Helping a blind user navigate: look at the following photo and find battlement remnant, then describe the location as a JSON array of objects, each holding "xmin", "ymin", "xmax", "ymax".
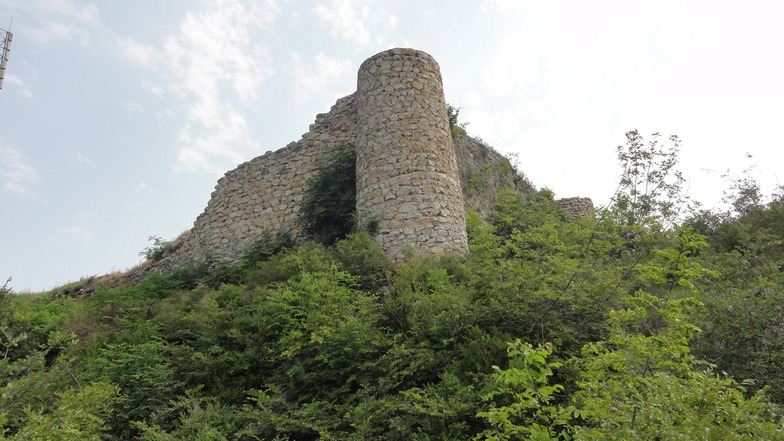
[{"xmin": 557, "ymin": 197, "xmax": 595, "ymax": 218}]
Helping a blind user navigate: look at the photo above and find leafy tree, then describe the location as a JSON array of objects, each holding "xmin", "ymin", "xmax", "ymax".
[
  {"xmin": 465, "ymin": 189, "xmax": 623, "ymax": 354},
  {"xmin": 5, "ymin": 128, "xmax": 784, "ymax": 440},
  {"xmin": 447, "ymin": 104, "xmax": 468, "ymax": 138},
  {"xmin": 609, "ymin": 130, "xmax": 687, "ymax": 229},
  {"xmin": 240, "ymin": 230, "xmax": 294, "ymax": 269},
  {"xmin": 687, "ymin": 181, "xmax": 784, "ymax": 399},
  {"xmin": 0, "ymin": 278, "xmax": 10, "ymax": 315},
  {"xmin": 476, "ymin": 341, "xmax": 574, "ymax": 441},
  {"xmin": 572, "ymin": 229, "xmax": 782, "ymax": 440},
  {"xmin": 473, "ymin": 229, "xmax": 784, "ymax": 440},
  {"xmin": 134, "ymin": 390, "xmax": 261, "ymax": 441},
  {"xmin": 85, "ymin": 341, "xmax": 184, "ymax": 440}
]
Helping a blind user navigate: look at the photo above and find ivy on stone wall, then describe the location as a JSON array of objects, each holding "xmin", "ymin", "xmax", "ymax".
[{"xmin": 298, "ymin": 141, "xmax": 357, "ymax": 245}]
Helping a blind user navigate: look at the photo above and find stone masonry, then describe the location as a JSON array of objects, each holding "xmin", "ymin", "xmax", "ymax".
[
  {"xmin": 557, "ymin": 197, "xmax": 595, "ymax": 218},
  {"xmin": 151, "ymin": 48, "xmax": 592, "ymax": 272},
  {"xmin": 355, "ymin": 49, "xmax": 467, "ymax": 260},
  {"xmin": 156, "ymin": 92, "xmax": 359, "ymax": 268}
]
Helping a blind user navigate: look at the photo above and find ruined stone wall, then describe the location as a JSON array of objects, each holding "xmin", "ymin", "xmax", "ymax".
[
  {"xmin": 154, "ymin": 94, "xmax": 359, "ymax": 270},
  {"xmin": 156, "ymin": 48, "xmax": 470, "ymax": 270},
  {"xmin": 355, "ymin": 48, "xmax": 467, "ymax": 260},
  {"xmin": 149, "ymin": 48, "xmax": 592, "ymax": 274},
  {"xmin": 454, "ymin": 129, "xmax": 537, "ymax": 217},
  {"xmin": 557, "ymin": 197, "xmax": 595, "ymax": 218}
]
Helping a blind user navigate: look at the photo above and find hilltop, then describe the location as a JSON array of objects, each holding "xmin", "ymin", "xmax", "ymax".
[
  {"xmin": 2, "ymin": 49, "xmax": 784, "ymax": 439},
  {"xmin": 2, "ymin": 129, "xmax": 784, "ymax": 438}
]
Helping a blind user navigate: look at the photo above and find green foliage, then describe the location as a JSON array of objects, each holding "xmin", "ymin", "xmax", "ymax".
[
  {"xmin": 686, "ymin": 180, "xmax": 784, "ymax": 399},
  {"xmin": 477, "ymin": 341, "xmax": 574, "ymax": 441},
  {"xmin": 140, "ymin": 236, "xmax": 173, "ymax": 262},
  {"xmin": 298, "ymin": 141, "xmax": 357, "ymax": 245},
  {"xmin": 720, "ymin": 155, "xmax": 766, "ymax": 216},
  {"xmin": 240, "ymin": 230, "xmax": 294, "ymax": 269},
  {"xmin": 575, "ymin": 323, "xmax": 783, "ymax": 440},
  {"xmin": 0, "ymin": 340, "xmax": 76, "ymax": 435},
  {"xmin": 467, "ymin": 188, "xmax": 622, "ymax": 354},
  {"xmin": 447, "ymin": 103, "xmax": 467, "ymax": 139},
  {"xmin": 95, "ymin": 342, "xmax": 183, "ymax": 439},
  {"xmin": 466, "ymin": 165, "xmax": 491, "ymax": 195},
  {"xmin": 3, "ymin": 382, "xmax": 119, "ymax": 441},
  {"xmin": 331, "ymin": 232, "xmax": 390, "ymax": 291},
  {"xmin": 610, "ymin": 130, "xmax": 687, "ymax": 229},
  {"xmin": 571, "ymin": 229, "xmax": 783, "ymax": 440},
  {"xmin": 0, "ymin": 278, "xmax": 10, "ymax": 307},
  {"xmin": 269, "ymin": 268, "xmax": 388, "ymax": 403},
  {"xmin": 134, "ymin": 390, "xmax": 259, "ymax": 441},
  {"xmin": 4, "ymin": 129, "xmax": 784, "ymax": 439},
  {"xmin": 470, "ymin": 227, "xmax": 784, "ymax": 440}
]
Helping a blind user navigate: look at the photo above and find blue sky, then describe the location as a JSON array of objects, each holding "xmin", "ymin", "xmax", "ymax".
[{"xmin": 1, "ymin": 0, "xmax": 782, "ymax": 292}]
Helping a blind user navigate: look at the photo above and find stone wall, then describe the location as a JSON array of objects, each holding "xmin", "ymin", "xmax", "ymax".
[
  {"xmin": 454, "ymin": 129, "xmax": 537, "ymax": 217},
  {"xmin": 154, "ymin": 48, "xmax": 474, "ymax": 270},
  {"xmin": 557, "ymin": 197, "xmax": 595, "ymax": 218},
  {"xmin": 355, "ymin": 48, "xmax": 467, "ymax": 260},
  {"xmin": 150, "ymin": 48, "xmax": 593, "ymax": 273},
  {"xmin": 154, "ymin": 94, "xmax": 359, "ymax": 270}
]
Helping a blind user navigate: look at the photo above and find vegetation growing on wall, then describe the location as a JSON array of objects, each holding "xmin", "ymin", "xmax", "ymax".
[
  {"xmin": 297, "ymin": 141, "xmax": 357, "ymax": 245},
  {"xmin": 447, "ymin": 103, "xmax": 467, "ymax": 139},
  {"xmin": 2, "ymin": 132, "xmax": 784, "ymax": 439},
  {"xmin": 139, "ymin": 236, "xmax": 173, "ymax": 262}
]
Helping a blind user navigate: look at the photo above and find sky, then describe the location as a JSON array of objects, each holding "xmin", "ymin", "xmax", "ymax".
[{"xmin": 1, "ymin": 0, "xmax": 782, "ymax": 292}]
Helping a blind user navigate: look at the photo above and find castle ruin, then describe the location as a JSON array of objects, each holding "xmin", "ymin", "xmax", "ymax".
[{"xmin": 153, "ymin": 48, "xmax": 591, "ymax": 271}]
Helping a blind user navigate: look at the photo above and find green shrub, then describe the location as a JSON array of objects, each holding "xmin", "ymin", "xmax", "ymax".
[
  {"xmin": 89, "ymin": 341, "xmax": 184, "ymax": 439},
  {"xmin": 139, "ymin": 236, "xmax": 173, "ymax": 262},
  {"xmin": 8, "ymin": 382, "xmax": 119, "ymax": 441},
  {"xmin": 447, "ymin": 103, "xmax": 467, "ymax": 139},
  {"xmin": 298, "ymin": 142, "xmax": 357, "ymax": 246},
  {"xmin": 0, "ymin": 277, "xmax": 10, "ymax": 318},
  {"xmin": 332, "ymin": 232, "xmax": 390, "ymax": 291},
  {"xmin": 240, "ymin": 230, "xmax": 294, "ymax": 269}
]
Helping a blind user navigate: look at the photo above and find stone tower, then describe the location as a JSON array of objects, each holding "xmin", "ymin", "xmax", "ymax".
[
  {"xmin": 355, "ymin": 48, "xmax": 468, "ymax": 259},
  {"xmin": 145, "ymin": 48, "xmax": 551, "ymax": 275}
]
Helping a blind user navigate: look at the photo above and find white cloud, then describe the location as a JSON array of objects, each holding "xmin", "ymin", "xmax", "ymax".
[
  {"xmin": 314, "ymin": 0, "xmax": 397, "ymax": 48},
  {"xmin": 0, "ymin": 144, "xmax": 39, "ymax": 195},
  {"xmin": 119, "ymin": 0, "xmax": 280, "ymax": 173},
  {"xmin": 5, "ymin": 0, "xmax": 102, "ymax": 44},
  {"xmin": 117, "ymin": 38, "xmax": 159, "ymax": 70},
  {"xmin": 175, "ymin": 106, "xmax": 250, "ymax": 173},
  {"xmin": 291, "ymin": 52, "xmax": 353, "ymax": 102},
  {"xmin": 467, "ymin": 0, "xmax": 784, "ymax": 208},
  {"xmin": 2, "ymin": 74, "xmax": 33, "ymax": 98},
  {"xmin": 467, "ymin": 2, "xmax": 689, "ymax": 205}
]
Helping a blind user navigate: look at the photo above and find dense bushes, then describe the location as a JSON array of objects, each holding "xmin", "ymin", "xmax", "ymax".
[{"xmin": 2, "ymin": 134, "xmax": 784, "ymax": 439}]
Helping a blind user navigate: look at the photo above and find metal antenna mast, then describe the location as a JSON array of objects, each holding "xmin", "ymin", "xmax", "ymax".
[{"xmin": 0, "ymin": 17, "xmax": 14, "ymax": 90}]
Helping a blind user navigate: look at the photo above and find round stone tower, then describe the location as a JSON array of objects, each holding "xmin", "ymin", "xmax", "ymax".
[{"xmin": 355, "ymin": 48, "xmax": 468, "ymax": 260}]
